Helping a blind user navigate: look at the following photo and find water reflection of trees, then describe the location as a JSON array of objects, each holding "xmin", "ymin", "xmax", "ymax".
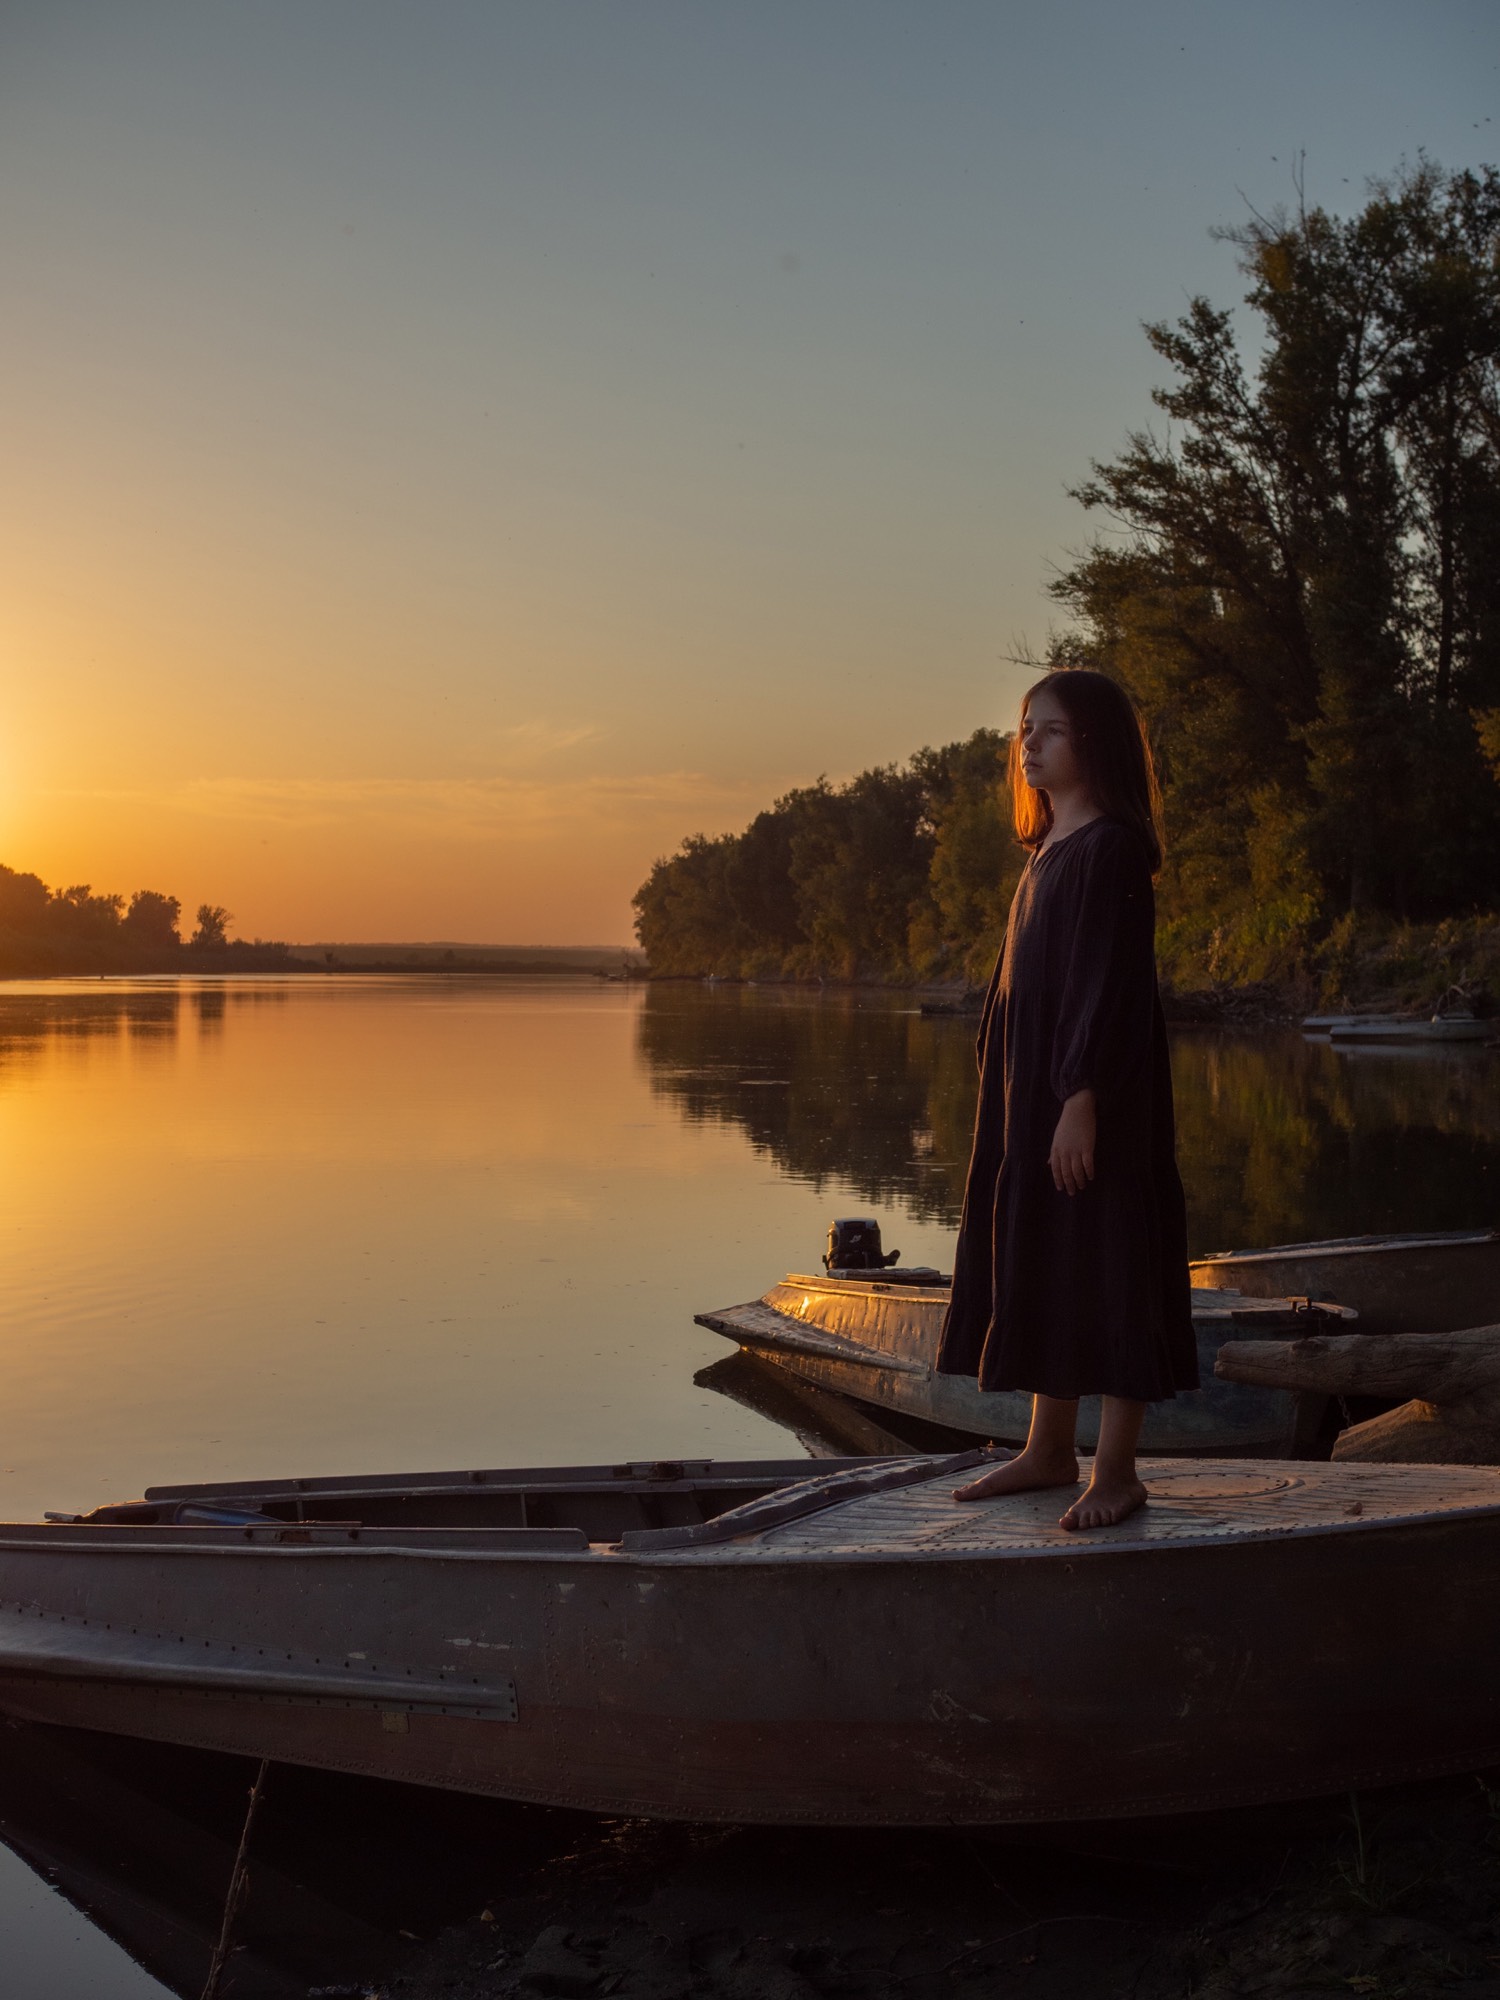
[
  {"xmin": 1173, "ymin": 1034, "xmax": 1500, "ymax": 1251},
  {"xmin": 639, "ymin": 991, "xmax": 1500, "ymax": 1249},
  {"xmin": 637, "ymin": 986, "xmax": 977, "ymax": 1223},
  {"xmin": 0, "ymin": 985, "xmax": 289, "ymax": 1081}
]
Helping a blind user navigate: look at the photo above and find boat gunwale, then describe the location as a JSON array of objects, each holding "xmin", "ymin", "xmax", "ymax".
[
  {"xmin": 1190, "ymin": 1227, "xmax": 1498, "ymax": 1267},
  {"xmin": 775, "ymin": 1273, "xmax": 954, "ymax": 1303},
  {"xmin": 141, "ymin": 1455, "xmax": 855, "ymax": 1506},
  {"xmin": 5, "ymin": 1477, "xmax": 1500, "ymax": 1565},
  {"xmin": 0, "ymin": 1531, "xmax": 593, "ymax": 1561},
  {"xmin": 0, "ymin": 1522, "xmax": 592, "ymax": 1556},
  {"xmin": 766, "ymin": 1275, "xmax": 1360, "ymax": 1321}
]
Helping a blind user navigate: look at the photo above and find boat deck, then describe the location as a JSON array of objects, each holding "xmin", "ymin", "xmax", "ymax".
[{"xmin": 633, "ymin": 1458, "xmax": 1500, "ymax": 1562}]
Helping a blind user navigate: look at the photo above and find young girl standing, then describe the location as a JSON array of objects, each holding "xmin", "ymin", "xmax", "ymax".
[{"xmin": 938, "ymin": 669, "xmax": 1196, "ymax": 1530}]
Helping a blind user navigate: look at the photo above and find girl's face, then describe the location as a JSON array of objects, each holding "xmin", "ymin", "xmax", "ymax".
[{"xmin": 1019, "ymin": 688, "xmax": 1086, "ymax": 799}]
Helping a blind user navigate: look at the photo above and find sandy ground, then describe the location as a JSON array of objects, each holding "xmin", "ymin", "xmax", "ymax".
[{"xmin": 388, "ymin": 1773, "xmax": 1500, "ymax": 2000}]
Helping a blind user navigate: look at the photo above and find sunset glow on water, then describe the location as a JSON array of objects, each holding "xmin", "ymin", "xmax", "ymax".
[{"xmin": 3, "ymin": 977, "xmax": 1496, "ymax": 1525}]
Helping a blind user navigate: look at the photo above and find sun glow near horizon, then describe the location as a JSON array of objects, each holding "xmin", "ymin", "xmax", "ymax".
[{"xmin": 4, "ymin": 2, "xmax": 1492, "ymax": 941}]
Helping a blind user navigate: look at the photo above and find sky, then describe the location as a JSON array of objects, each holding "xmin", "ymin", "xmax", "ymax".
[{"xmin": 3, "ymin": 2, "xmax": 1497, "ymax": 944}]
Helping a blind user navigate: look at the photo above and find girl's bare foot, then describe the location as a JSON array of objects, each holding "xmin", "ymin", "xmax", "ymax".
[
  {"xmin": 1059, "ymin": 1472, "xmax": 1147, "ymax": 1531},
  {"xmin": 952, "ymin": 1445, "xmax": 1079, "ymax": 1502}
]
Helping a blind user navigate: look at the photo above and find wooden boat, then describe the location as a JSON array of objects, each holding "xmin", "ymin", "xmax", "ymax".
[
  {"xmin": 696, "ymin": 1276, "xmax": 1352, "ymax": 1453},
  {"xmin": 4, "ymin": 1452, "xmax": 1500, "ymax": 1824},
  {"xmin": 1189, "ymin": 1228, "xmax": 1500, "ymax": 1336},
  {"xmin": 1302, "ymin": 1012, "xmax": 1494, "ymax": 1044},
  {"xmin": 1332, "ymin": 1017, "xmax": 1493, "ymax": 1045}
]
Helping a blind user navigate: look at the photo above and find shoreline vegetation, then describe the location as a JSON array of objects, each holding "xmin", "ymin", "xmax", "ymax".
[
  {"xmin": 629, "ymin": 727, "xmax": 1500, "ymax": 1019},
  {"xmin": 0, "ymin": 865, "xmax": 295, "ymax": 978},
  {"xmin": 634, "ymin": 163, "xmax": 1500, "ymax": 1023},
  {"xmin": 0, "ymin": 865, "xmax": 642, "ymax": 980}
]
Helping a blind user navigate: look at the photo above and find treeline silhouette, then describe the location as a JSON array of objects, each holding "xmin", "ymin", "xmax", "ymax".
[
  {"xmin": 635, "ymin": 162, "xmax": 1500, "ymax": 991},
  {"xmin": 0, "ymin": 864, "xmax": 291, "ymax": 975},
  {"xmin": 633, "ymin": 731, "xmax": 1016, "ymax": 985}
]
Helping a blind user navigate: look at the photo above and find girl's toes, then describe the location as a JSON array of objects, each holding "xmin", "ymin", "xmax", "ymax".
[{"xmin": 1060, "ymin": 1480, "xmax": 1146, "ymax": 1531}]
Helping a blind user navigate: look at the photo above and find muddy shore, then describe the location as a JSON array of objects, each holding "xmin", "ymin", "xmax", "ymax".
[
  {"xmin": 3, "ymin": 1723, "xmax": 1496, "ymax": 1996},
  {"xmin": 392, "ymin": 1773, "xmax": 1500, "ymax": 2000}
]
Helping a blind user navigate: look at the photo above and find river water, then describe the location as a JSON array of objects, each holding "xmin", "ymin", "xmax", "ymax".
[{"xmin": 0, "ymin": 975, "xmax": 1496, "ymax": 1995}]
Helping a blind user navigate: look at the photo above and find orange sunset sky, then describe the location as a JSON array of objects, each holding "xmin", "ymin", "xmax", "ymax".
[{"xmin": 5, "ymin": 3, "xmax": 1496, "ymax": 942}]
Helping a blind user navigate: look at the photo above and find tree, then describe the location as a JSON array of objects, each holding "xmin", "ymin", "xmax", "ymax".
[
  {"xmin": 909, "ymin": 731, "xmax": 1019, "ymax": 981},
  {"xmin": 0, "ymin": 865, "xmax": 50, "ymax": 935},
  {"xmin": 122, "ymin": 889, "xmax": 182, "ymax": 947},
  {"xmin": 782, "ymin": 768, "xmax": 934, "ymax": 980},
  {"xmin": 631, "ymin": 732, "xmax": 1017, "ymax": 981},
  {"xmin": 1054, "ymin": 159, "xmax": 1500, "ymax": 941},
  {"xmin": 1479, "ymin": 707, "xmax": 1500, "ymax": 786},
  {"xmin": 191, "ymin": 904, "xmax": 232, "ymax": 949},
  {"xmin": 47, "ymin": 884, "xmax": 125, "ymax": 938},
  {"xmin": 631, "ymin": 836, "xmax": 739, "ymax": 975}
]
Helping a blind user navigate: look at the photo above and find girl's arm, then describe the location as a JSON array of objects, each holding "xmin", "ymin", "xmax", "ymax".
[{"xmin": 1048, "ymin": 827, "xmax": 1155, "ymax": 1152}]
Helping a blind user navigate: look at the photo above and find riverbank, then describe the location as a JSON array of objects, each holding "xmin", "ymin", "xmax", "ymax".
[
  {"xmin": 394, "ymin": 1771, "xmax": 1500, "ymax": 1999},
  {"xmin": 1160, "ymin": 910, "xmax": 1500, "ymax": 1022},
  {"xmin": 0, "ymin": 938, "xmax": 299, "ymax": 977},
  {"xmin": 0, "ymin": 943, "xmax": 644, "ymax": 978},
  {"xmin": 640, "ymin": 911, "xmax": 1500, "ymax": 1028}
]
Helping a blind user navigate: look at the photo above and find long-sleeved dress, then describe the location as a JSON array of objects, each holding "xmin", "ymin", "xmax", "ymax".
[{"xmin": 936, "ymin": 816, "xmax": 1198, "ymax": 1402}]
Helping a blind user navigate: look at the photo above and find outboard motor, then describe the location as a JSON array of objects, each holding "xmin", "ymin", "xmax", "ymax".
[{"xmin": 824, "ymin": 1217, "xmax": 901, "ymax": 1273}]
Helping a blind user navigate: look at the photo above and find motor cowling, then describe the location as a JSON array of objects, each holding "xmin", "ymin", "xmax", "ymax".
[{"xmin": 823, "ymin": 1218, "xmax": 901, "ymax": 1272}]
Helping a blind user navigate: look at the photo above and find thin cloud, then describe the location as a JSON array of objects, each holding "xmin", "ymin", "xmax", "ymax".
[
  {"xmin": 42, "ymin": 770, "xmax": 766, "ymax": 839},
  {"xmin": 490, "ymin": 720, "xmax": 602, "ymax": 758}
]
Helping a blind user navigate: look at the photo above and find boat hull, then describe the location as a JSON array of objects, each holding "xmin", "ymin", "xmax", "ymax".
[
  {"xmin": 5, "ymin": 1458, "xmax": 1497, "ymax": 1825},
  {"xmin": 1302, "ymin": 1014, "xmax": 1494, "ymax": 1042},
  {"xmin": 1332, "ymin": 1020, "xmax": 1492, "ymax": 1043},
  {"xmin": 1189, "ymin": 1230, "xmax": 1500, "ymax": 1337}
]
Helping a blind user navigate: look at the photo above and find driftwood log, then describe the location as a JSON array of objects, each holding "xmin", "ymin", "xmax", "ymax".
[{"xmin": 1214, "ymin": 1326, "xmax": 1500, "ymax": 1463}]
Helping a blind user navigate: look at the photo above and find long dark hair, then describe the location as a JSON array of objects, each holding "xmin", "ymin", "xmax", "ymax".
[{"xmin": 1009, "ymin": 668, "xmax": 1165, "ymax": 874}]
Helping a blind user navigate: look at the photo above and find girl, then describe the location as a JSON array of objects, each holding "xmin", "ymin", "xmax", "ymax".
[{"xmin": 939, "ymin": 668, "xmax": 1196, "ymax": 1530}]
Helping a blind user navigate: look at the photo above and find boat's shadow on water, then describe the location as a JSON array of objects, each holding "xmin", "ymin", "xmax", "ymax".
[{"xmin": 3, "ymin": 1720, "xmax": 1498, "ymax": 2000}]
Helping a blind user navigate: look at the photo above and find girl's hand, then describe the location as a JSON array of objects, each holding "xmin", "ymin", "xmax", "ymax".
[{"xmin": 1049, "ymin": 1089, "xmax": 1096, "ymax": 1195}]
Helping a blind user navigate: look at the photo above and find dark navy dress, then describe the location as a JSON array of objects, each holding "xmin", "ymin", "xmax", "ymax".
[{"xmin": 936, "ymin": 817, "xmax": 1197, "ymax": 1402}]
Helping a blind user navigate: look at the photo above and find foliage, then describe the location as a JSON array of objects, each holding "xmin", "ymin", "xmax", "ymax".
[
  {"xmin": 0, "ymin": 864, "xmax": 286, "ymax": 974},
  {"xmin": 123, "ymin": 889, "xmax": 182, "ymax": 946},
  {"xmin": 190, "ymin": 903, "xmax": 233, "ymax": 950},
  {"xmin": 1478, "ymin": 706, "xmax": 1500, "ymax": 784},
  {"xmin": 632, "ymin": 733, "xmax": 1016, "ymax": 981},
  {"xmin": 636, "ymin": 166, "xmax": 1500, "ymax": 989},
  {"xmin": 1053, "ymin": 158, "xmax": 1500, "ymax": 944}
]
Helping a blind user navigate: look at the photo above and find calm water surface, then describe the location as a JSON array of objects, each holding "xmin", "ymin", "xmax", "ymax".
[
  {"xmin": 0, "ymin": 976, "xmax": 1496, "ymax": 1995},
  {"xmin": 2, "ymin": 975, "xmax": 1498, "ymax": 1523}
]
